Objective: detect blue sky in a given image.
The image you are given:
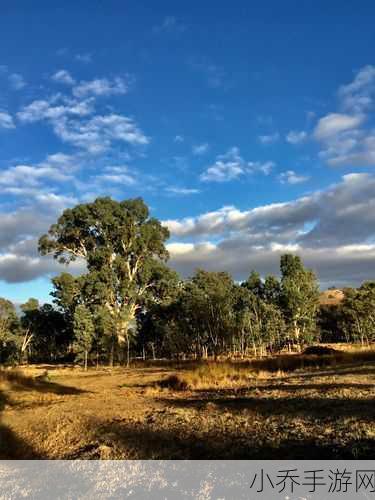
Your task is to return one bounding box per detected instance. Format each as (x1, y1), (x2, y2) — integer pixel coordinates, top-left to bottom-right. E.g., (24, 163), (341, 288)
(1, 1), (375, 303)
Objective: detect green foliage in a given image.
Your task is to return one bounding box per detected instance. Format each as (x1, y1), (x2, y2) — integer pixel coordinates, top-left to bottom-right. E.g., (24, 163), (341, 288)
(73, 305), (95, 369)
(318, 304), (344, 343)
(0, 197), (349, 363)
(243, 270), (264, 298)
(263, 275), (281, 305)
(280, 254), (320, 348)
(184, 270), (236, 357)
(51, 273), (81, 317)
(21, 298), (39, 314)
(25, 304), (70, 362)
(233, 284), (286, 356)
(0, 298), (20, 364)
(39, 197), (171, 365)
(136, 255), (322, 359)
(340, 282), (375, 344)
(19, 298), (40, 363)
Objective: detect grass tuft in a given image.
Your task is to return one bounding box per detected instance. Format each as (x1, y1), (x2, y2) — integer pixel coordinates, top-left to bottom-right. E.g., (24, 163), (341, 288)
(158, 374), (189, 391)
(154, 348), (375, 391)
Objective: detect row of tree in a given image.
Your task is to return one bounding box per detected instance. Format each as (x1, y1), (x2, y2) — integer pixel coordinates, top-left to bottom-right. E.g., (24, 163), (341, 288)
(319, 282), (375, 346)
(138, 258), (320, 360)
(0, 197), (372, 367)
(0, 298), (68, 364)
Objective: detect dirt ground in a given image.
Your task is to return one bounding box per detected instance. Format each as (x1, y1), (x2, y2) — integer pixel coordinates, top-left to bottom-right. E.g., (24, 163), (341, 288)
(1, 361), (375, 459)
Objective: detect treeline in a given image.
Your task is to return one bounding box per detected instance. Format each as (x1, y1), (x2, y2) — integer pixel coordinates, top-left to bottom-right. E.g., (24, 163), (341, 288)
(138, 258), (320, 360)
(0, 197), (373, 367)
(0, 299), (68, 364)
(319, 282), (375, 346)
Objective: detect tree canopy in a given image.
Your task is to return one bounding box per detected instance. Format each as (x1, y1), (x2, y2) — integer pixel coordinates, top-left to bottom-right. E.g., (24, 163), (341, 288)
(39, 197), (171, 365)
(0, 195), (368, 367)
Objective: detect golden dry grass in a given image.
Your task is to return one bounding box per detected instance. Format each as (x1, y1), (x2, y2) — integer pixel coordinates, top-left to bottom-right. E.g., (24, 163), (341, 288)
(157, 348), (375, 390)
(1, 349), (375, 459)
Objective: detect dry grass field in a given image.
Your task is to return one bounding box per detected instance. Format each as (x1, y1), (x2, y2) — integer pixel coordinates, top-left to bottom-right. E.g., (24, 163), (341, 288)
(1, 348), (375, 460)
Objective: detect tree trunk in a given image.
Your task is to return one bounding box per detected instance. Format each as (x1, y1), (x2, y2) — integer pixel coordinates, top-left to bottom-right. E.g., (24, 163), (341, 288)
(109, 338), (115, 367)
(293, 321), (301, 352)
(151, 342), (156, 360)
(84, 350), (88, 371)
(20, 330), (33, 365)
(126, 334), (130, 367)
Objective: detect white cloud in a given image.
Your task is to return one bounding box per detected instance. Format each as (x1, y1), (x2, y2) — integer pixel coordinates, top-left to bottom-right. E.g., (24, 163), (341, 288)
(162, 173), (375, 286)
(200, 149), (244, 182)
(52, 69), (75, 85)
(174, 135), (184, 143)
(17, 87), (147, 156)
(8, 73), (26, 90)
(314, 113), (364, 141)
(0, 66), (26, 90)
(165, 186), (200, 195)
(0, 165), (69, 187)
(75, 53), (92, 63)
(192, 143), (209, 155)
(258, 132), (279, 144)
(95, 165), (137, 186)
(73, 77), (129, 98)
(0, 248), (84, 283)
(313, 66), (375, 167)
(17, 95), (94, 123)
(200, 147), (274, 182)
(53, 113), (148, 154)
(2, 173), (375, 286)
(323, 132), (375, 167)
(0, 192), (82, 283)
(165, 173), (375, 242)
(278, 170), (310, 185)
(0, 153), (77, 194)
(0, 111), (15, 129)
(256, 161), (274, 175)
(153, 16), (186, 34)
(338, 65), (375, 113)
(166, 242), (195, 255)
(286, 130), (307, 144)
(167, 239), (375, 287)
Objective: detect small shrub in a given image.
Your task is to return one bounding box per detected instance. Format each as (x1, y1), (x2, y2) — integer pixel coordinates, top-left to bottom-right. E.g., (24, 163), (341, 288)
(158, 374), (189, 391)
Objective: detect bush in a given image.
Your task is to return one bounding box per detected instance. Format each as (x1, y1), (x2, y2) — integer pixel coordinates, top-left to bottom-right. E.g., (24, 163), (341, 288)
(158, 374), (189, 391)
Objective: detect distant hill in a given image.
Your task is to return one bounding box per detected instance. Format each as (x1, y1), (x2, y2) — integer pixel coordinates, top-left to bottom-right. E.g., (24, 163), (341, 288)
(319, 289), (345, 306)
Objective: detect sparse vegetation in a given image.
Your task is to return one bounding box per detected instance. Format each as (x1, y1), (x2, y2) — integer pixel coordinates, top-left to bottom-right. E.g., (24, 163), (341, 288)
(1, 196), (375, 459)
(2, 353), (375, 459)
(157, 348), (375, 391)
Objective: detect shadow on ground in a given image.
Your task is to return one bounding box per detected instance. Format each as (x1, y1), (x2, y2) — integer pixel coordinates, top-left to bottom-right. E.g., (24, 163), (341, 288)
(65, 414), (375, 460)
(0, 370), (88, 459)
(159, 392), (375, 420)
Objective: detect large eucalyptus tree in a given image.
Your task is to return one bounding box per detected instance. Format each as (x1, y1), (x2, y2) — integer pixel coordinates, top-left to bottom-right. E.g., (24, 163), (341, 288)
(39, 197), (170, 361)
